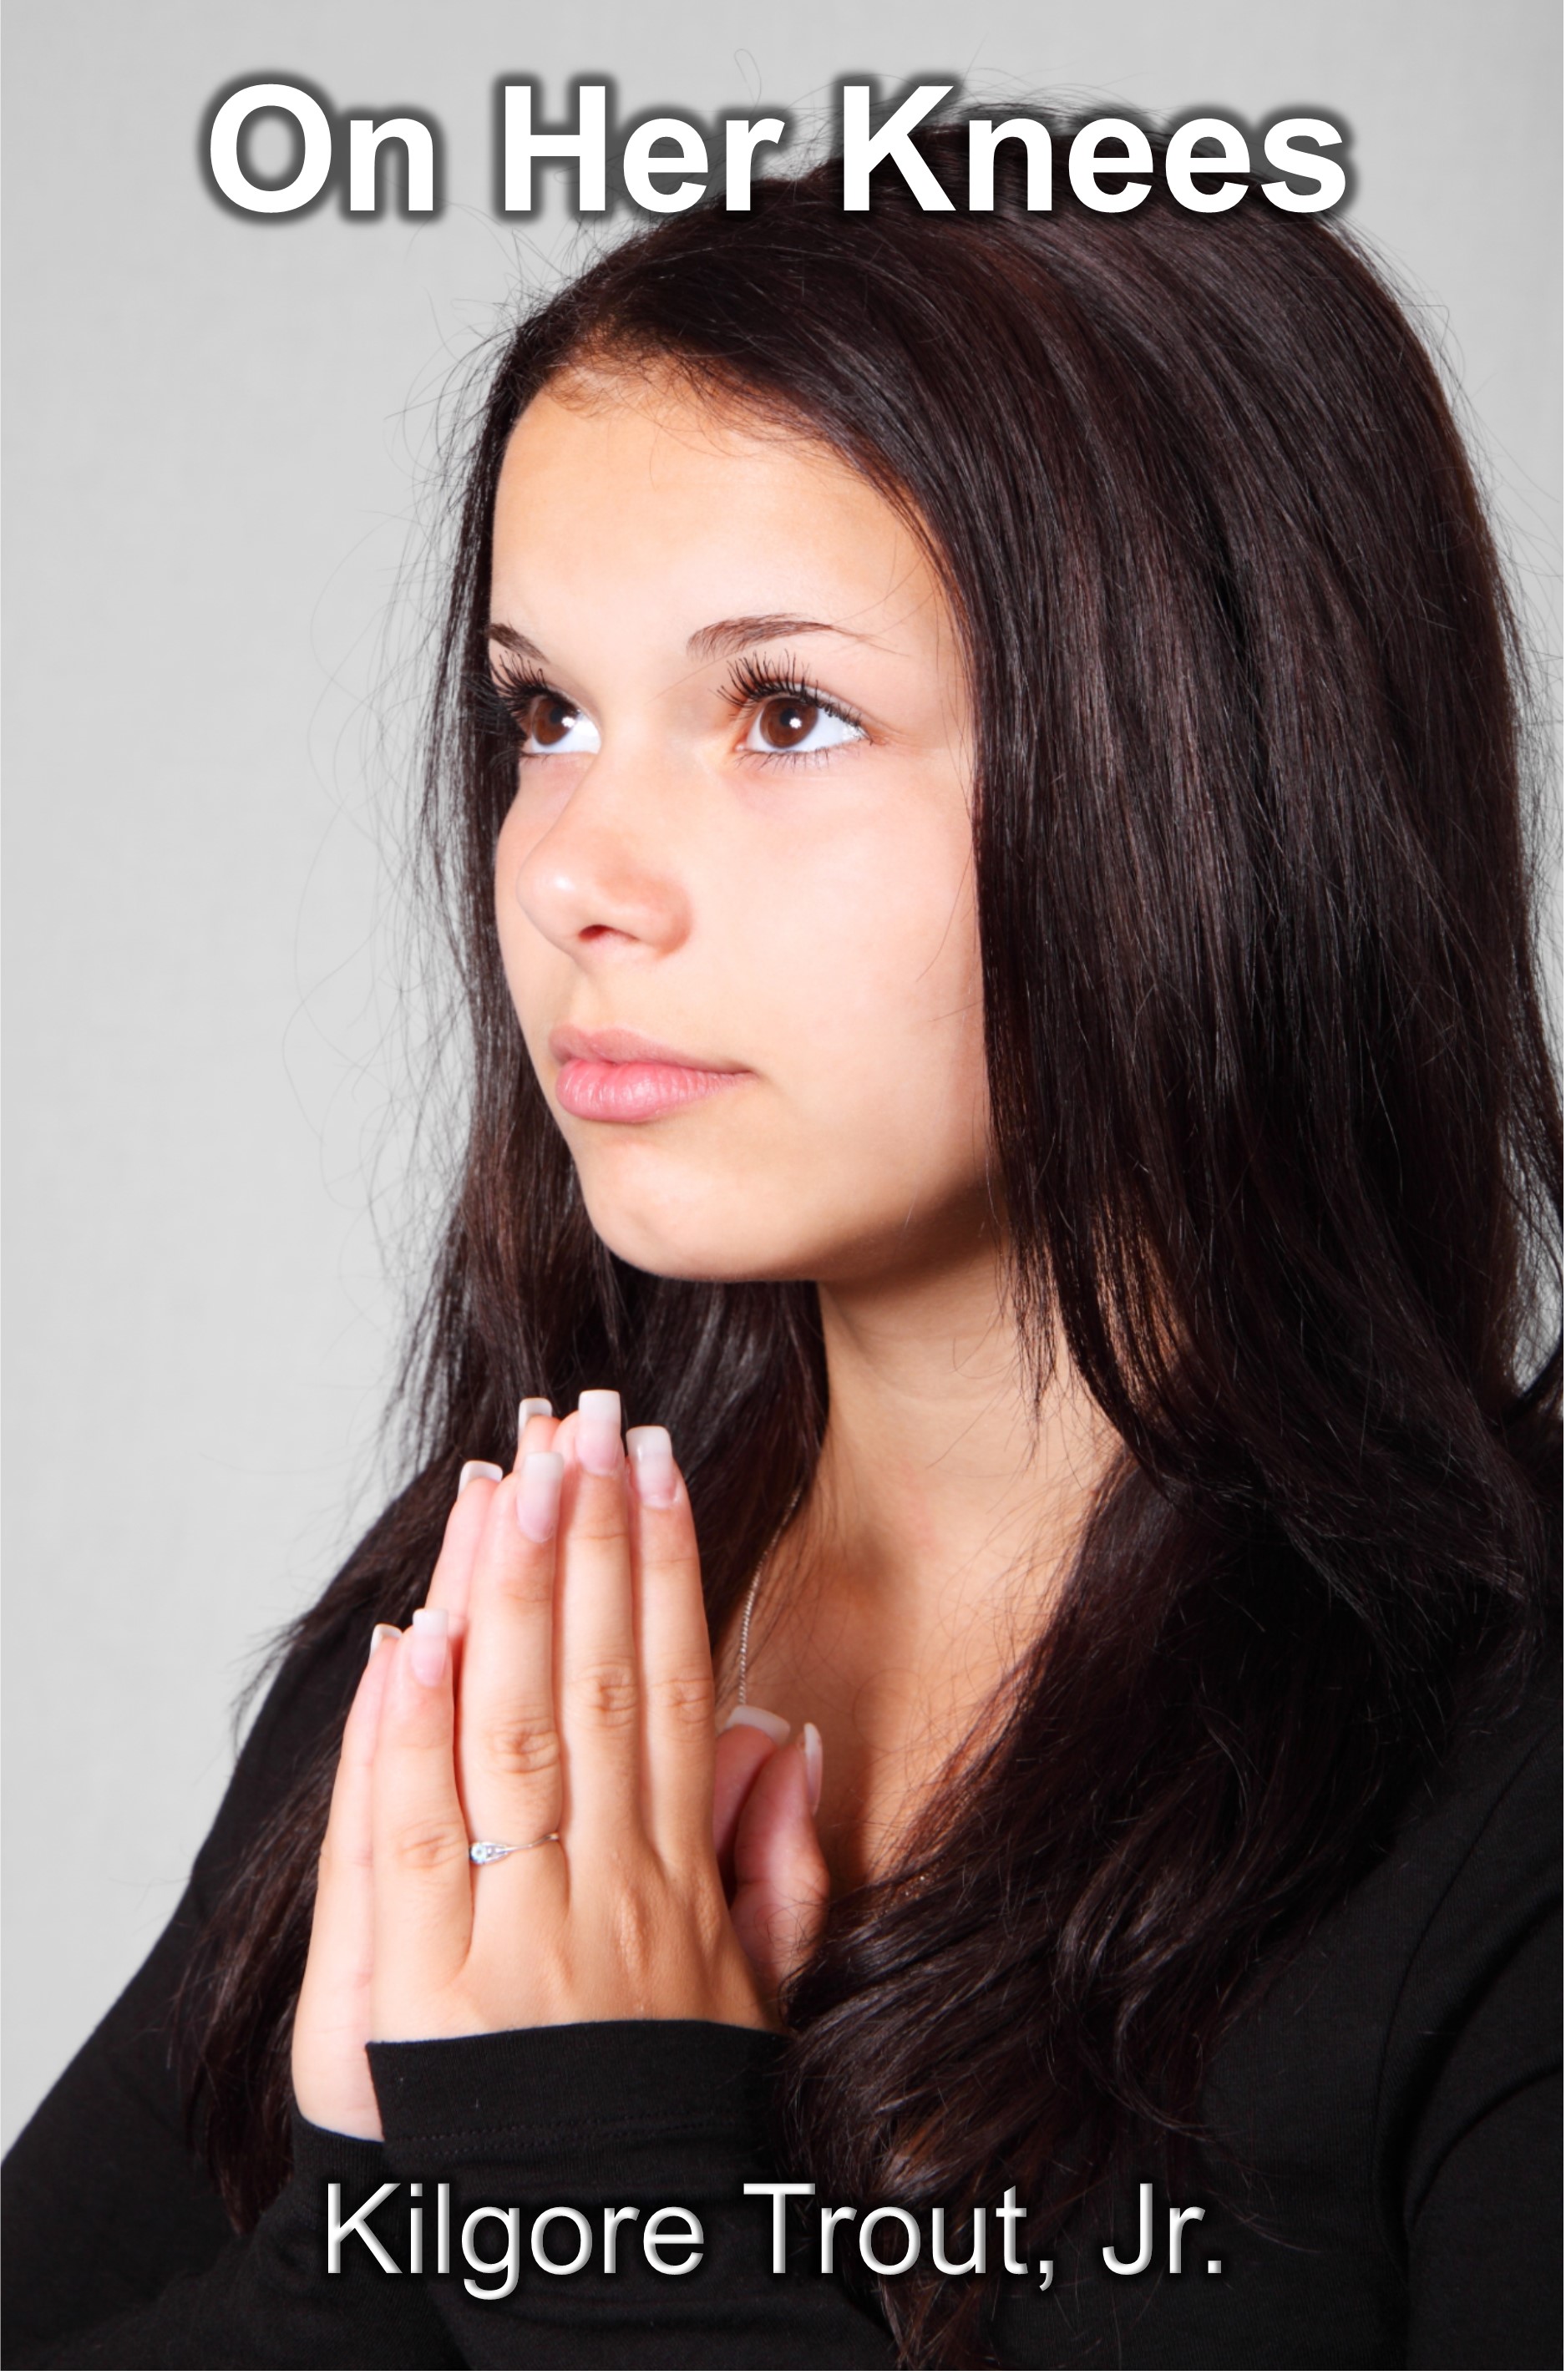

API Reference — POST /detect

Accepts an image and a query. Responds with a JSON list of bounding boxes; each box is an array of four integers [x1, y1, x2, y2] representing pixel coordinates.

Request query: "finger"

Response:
[[321, 1623, 398, 1911], [456, 1449, 565, 1852], [729, 1729, 830, 2008], [433, 1419, 554, 1644], [426, 1464, 504, 1625], [516, 1397, 557, 1461], [371, 1609, 473, 2021], [292, 1624, 398, 2136], [713, 1717, 791, 1891], [627, 1427, 717, 1862], [554, 1390, 641, 1839]]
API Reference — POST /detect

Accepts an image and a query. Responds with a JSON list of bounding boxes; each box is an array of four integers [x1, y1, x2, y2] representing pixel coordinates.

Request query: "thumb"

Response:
[[729, 1725, 830, 2011], [713, 1711, 792, 1888]]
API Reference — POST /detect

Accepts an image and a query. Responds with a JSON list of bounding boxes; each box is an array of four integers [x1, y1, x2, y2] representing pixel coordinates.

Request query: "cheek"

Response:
[[735, 815, 989, 1169], [488, 779, 990, 1276]]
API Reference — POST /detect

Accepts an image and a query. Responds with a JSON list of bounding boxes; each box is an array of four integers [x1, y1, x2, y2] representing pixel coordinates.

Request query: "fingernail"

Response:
[[626, 1424, 677, 1506], [719, 1704, 791, 1747], [517, 1397, 553, 1439], [576, 1388, 623, 1476], [408, 1605, 449, 1687], [802, 1721, 824, 1814], [515, 1449, 564, 1542], [459, 1459, 504, 1493], [369, 1622, 400, 1658]]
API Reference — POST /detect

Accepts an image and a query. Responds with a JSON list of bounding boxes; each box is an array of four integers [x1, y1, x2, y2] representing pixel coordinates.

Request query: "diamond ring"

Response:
[[469, 1833, 559, 1864]]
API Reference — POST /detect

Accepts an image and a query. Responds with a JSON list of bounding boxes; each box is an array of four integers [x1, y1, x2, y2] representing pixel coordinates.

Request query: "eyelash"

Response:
[[482, 651, 866, 761], [717, 652, 867, 758], [484, 657, 556, 735]]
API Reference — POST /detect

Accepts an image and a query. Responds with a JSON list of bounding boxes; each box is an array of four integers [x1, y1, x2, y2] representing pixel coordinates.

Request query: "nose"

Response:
[[508, 747, 692, 963]]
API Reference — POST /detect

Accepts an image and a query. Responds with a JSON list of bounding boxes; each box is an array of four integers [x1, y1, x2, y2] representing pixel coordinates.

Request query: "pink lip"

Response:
[[549, 1025, 752, 1124]]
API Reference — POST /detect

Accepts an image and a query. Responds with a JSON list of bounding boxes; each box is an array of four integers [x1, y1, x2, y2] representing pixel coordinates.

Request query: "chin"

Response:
[[581, 1205, 794, 1284], [573, 1166, 813, 1286]]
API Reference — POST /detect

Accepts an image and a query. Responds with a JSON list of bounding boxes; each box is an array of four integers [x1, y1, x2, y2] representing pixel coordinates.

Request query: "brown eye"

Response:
[[525, 695, 579, 747], [509, 691, 600, 756], [739, 681, 864, 758], [755, 695, 818, 749]]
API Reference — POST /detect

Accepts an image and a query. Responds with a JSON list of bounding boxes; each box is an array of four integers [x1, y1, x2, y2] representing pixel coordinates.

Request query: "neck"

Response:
[[806, 1234, 1112, 1648]]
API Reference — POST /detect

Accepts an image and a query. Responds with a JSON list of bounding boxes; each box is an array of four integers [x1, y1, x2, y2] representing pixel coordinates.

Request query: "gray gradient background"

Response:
[[4, 0, 1559, 2147]]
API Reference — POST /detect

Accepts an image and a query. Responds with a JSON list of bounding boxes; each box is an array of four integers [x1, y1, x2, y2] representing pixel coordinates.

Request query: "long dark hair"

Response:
[[183, 124, 1558, 2364]]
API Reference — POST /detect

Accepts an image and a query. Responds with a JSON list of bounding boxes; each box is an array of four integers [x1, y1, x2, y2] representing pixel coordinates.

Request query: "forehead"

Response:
[[489, 377, 944, 639]]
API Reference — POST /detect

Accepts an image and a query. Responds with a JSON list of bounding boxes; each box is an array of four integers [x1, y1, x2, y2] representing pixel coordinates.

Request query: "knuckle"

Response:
[[698, 1893, 741, 1967], [569, 1507, 629, 1547], [573, 1661, 639, 1726], [565, 1476, 631, 1542], [319, 1834, 372, 1882], [611, 1890, 656, 1972], [494, 1571, 551, 1616], [476, 1716, 560, 1780], [386, 1816, 467, 1873], [795, 1841, 833, 1902], [647, 1667, 714, 1734]]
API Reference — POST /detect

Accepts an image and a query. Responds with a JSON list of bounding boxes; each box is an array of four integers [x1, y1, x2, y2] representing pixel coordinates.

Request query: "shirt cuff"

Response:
[[289, 2104, 393, 2197], [367, 2020, 787, 2195]]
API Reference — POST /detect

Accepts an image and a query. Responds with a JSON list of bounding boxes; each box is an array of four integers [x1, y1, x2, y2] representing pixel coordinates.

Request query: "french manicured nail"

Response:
[[627, 1424, 677, 1506], [369, 1622, 400, 1658], [802, 1721, 824, 1815], [517, 1397, 553, 1440], [408, 1606, 449, 1687], [515, 1450, 564, 1542], [576, 1388, 623, 1476], [459, 1459, 504, 1493], [720, 1704, 792, 1747]]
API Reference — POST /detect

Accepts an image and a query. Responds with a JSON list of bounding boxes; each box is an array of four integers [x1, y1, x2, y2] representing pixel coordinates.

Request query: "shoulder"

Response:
[[1308, 1647, 1557, 2023], [1376, 1649, 1560, 2209], [1305, 1642, 1556, 1984], [1382, 1647, 1560, 2009], [1204, 1644, 1559, 2176]]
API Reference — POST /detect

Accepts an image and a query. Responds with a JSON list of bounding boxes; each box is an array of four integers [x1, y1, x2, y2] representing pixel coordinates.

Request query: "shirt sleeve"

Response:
[[367, 2019, 898, 2369], [1, 1612, 391, 2367], [20, 2115, 459, 2370]]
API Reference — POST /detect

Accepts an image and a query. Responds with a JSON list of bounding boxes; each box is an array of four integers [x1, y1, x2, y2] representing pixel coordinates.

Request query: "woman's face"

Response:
[[489, 372, 990, 1288]]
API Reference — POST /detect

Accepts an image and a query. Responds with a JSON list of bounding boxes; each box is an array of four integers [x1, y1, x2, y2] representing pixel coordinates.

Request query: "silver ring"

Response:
[[469, 1833, 559, 1864]]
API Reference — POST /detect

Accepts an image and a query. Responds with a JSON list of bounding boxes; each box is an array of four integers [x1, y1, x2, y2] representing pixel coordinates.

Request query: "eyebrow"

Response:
[[487, 622, 548, 665], [485, 614, 864, 666], [684, 615, 864, 661]]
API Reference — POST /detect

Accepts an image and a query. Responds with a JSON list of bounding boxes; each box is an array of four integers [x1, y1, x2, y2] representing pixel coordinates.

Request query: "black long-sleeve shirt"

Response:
[[4, 1607, 1560, 2369]]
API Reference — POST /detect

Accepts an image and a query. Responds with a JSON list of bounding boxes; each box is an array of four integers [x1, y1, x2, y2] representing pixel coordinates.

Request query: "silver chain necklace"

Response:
[[732, 1490, 803, 1710], [735, 1567, 761, 1709]]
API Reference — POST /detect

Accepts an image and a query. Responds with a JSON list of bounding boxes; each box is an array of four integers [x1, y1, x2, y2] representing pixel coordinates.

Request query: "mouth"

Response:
[[548, 1025, 753, 1125]]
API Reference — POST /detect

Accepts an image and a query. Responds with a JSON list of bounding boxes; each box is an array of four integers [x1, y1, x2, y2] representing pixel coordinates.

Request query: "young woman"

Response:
[[5, 124, 1558, 2370]]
